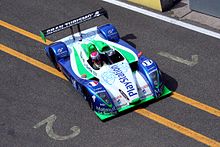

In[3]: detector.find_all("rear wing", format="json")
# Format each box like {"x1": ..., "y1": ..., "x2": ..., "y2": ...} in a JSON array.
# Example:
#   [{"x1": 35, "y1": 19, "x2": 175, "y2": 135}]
[{"x1": 40, "y1": 8, "x2": 108, "y2": 42}]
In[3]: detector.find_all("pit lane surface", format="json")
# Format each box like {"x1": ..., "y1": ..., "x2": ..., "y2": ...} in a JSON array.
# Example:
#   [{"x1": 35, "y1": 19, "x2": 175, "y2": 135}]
[{"x1": 1, "y1": 0, "x2": 220, "y2": 146}]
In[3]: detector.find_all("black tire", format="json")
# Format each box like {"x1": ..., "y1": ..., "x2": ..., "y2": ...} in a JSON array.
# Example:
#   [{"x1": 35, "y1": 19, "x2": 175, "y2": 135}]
[
  {"x1": 88, "y1": 97, "x2": 94, "y2": 110},
  {"x1": 86, "y1": 93, "x2": 94, "y2": 110},
  {"x1": 49, "y1": 49, "x2": 61, "y2": 71},
  {"x1": 81, "y1": 87, "x2": 94, "y2": 111}
]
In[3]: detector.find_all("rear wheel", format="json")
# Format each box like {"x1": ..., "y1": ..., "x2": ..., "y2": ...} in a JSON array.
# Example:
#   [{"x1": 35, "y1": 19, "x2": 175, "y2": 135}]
[{"x1": 49, "y1": 49, "x2": 61, "y2": 71}]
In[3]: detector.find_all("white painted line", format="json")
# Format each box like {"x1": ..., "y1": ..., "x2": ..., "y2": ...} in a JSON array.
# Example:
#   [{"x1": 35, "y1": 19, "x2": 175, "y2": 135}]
[
  {"x1": 34, "y1": 114, "x2": 80, "y2": 140},
  {"x1": 158, "y1": 52, "x2": 198, "y2": 66},
  {"x1": 102, "y1": 0, "x2": 220, "y2": 40}
]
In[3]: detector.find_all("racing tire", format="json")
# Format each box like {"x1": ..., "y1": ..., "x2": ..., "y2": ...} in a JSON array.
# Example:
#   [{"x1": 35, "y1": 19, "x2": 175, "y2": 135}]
[
  {"x1": 88, "y1": 97, "x2": 94, "y2": 111},
  {"x1": 49, "y1": 49, "x2": 61, "y2": 71},
  {"x1": 81, "y1": 87, "x2": 94, "y2": 111}
]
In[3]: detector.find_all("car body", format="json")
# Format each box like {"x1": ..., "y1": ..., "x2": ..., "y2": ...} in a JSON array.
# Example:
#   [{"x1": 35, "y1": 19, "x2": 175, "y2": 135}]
[{"x1": 40, "y1": 8, "x2": 171, "y2": 120}]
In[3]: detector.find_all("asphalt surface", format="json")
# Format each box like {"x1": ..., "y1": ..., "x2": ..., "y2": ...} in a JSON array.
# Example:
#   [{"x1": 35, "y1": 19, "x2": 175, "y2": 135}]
[{"x1": 1, "y1": 0, "x2": 219, "y2": 147}]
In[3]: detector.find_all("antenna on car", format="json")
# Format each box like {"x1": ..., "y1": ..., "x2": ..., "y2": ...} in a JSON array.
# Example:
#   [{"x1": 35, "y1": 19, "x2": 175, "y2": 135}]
[{"x1": 40, "y1": 8, "x2": 108, "y2": 43}]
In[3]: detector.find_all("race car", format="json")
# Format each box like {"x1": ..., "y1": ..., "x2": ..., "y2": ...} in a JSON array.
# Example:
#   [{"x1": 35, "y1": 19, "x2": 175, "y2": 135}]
[{"x1": 40, "y1": 8, "x2": 171, "y2": 120}]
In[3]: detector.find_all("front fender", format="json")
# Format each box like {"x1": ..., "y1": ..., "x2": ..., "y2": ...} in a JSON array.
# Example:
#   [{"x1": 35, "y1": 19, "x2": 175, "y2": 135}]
[
  {"x1": 84, "y1": 80, "x2": 117, "y2": 114},
  {"x1": 138, "y1": 56, "x2": 164, "y2": 97}
]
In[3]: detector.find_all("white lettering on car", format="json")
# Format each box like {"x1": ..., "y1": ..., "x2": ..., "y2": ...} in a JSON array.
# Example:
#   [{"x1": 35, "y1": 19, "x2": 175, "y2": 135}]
[{"x1": 111, "y1": 65, "x2": 137, "y2": 97}]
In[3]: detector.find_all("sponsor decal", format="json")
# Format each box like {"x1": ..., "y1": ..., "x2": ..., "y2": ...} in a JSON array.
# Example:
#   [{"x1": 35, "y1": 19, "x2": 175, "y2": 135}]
[
  {"x1": 101, "y1": 71, "x2": 115, "y2": 85},
  {"x1": 45, "y1": 10, "x2": 102, "y2": 35},
  {"x1": 95, "y1": 106, "x2": 116, "y2": 113},
  {"x1": 94, "y1": 87, "x2": 103, "y2": 91},
  {"x1": 56, "y1": 47, "x2": 68, "y2": 57},
  {"x1": 96, "y1": 90, "x2": 106, "y2": 93},
  {"x1": 94, "y1": 11, "x2": 101, "y2": 17},
  {"x1": 81, "y1": 31, "x2": 96, "y2": 41},
  {"x1": 92, "y1": 71, "x2": 97, "y2": 76},
  {"x1": 46, "y1": 14, "x2": 94, "y2": 35},
  {"x1": 119, "y1": 89, "x2": 129, "y2": 100},
  {"x1": 107, "y1": 29, "x2": 118, "y2": 36},
  {"x1": 111, "y1": 65, "x2": 137, "y2": 97},
  {"x1": 117, "y1": 99, "x2": 121, "y2": 105},
  {"x1": 92, "y1": 95, "x2": 96, "y2": 102},
  {"x1": 89, "y1": 81, "x2": 98, "y2": 87},
  {"x1": 101, "y1": 63, "x2": 129, "y2": 85},
  {"x1": 80, "y1": 52, "x2": 84, "y2": 61},
  {"x1": 100, "y1": 103, "x2": 105, "y2": 106},
  {"x1": 57, "y1": 48, "x2": 63, "y2": 53},
  {"x1": 112, "y1": 95, "x2": 124, "y2": 106},
  {"x1": 116, "y1": 95, "x2": 122, "y2": 99},
  {"x1": 108, "y1": 29, "x2": 114, "y2": 34},
  {"x1": 139, "y1": 85, "x2": 152, "y2": 99}
]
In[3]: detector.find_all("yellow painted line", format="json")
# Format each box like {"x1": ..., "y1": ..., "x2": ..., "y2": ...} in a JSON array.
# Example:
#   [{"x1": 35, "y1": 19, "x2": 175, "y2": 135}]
[
  {"x1": 128, "y1": 0, "x2": 162, "y2": 11},
  {"x1": 0, "y1": 44, "x2": 66, "y2": 81},
  {"x1": 0, "y1": 20, "x2": 53, "y2": 45},
  {"x1": 1, "y1": 20, "x2": 220, "y2": 117},
  {"x1": 171, "y1": 92, "x2": 220, "y2": 117},
  {"x1": 1, "y1": 44, "x2": 220, "y2": 146},
  {"x1": 135, "y1": 108, "x2": 220, "y2": 147}
]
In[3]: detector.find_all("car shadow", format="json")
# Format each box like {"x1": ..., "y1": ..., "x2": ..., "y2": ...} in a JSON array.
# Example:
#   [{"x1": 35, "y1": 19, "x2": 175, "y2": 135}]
[
  {"x1": 172, "y1": 1, "x2": 187, "y2": 9},
  {"x1": 101, "y1": 72, "x2": 178, "y2": 122},
  {"x1": 121, "y1": 34, "x2": 137, "y2": 48},
  {"x1": 161, "y1": 71, "x2": 178, "y2": 92}
]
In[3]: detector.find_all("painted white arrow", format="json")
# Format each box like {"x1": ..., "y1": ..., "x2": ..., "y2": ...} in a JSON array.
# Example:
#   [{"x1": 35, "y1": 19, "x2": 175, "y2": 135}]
[
  {"x1": 158, "y1": 52, "x2": 198, "y2": 66},
  {"x1": 33, "y1": 114, "x2": 80, "y2": 141}
]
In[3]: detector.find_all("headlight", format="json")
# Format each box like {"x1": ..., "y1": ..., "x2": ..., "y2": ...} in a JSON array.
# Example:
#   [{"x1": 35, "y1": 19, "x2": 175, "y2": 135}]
[
  {"x1": 97, "y1": 92, "x2": 112, "y2": 106},
  {"x1": 150, "y1": 70, "x2": 159, "y2": 87}
]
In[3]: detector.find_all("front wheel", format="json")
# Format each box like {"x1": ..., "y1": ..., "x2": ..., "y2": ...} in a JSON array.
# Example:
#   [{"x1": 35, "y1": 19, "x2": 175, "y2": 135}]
[
  {"x1": 87, "y1": 97, "x2": 94, "y2": 111},
  {"x1": 81, "y1": 87, "x2": 94, "y2": 111}
]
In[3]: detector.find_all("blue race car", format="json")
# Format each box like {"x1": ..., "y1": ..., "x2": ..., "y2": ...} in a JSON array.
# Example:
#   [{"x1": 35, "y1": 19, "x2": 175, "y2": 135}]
[{"x1": 40, "y1": 8, "x2": 171, "y2": 120}]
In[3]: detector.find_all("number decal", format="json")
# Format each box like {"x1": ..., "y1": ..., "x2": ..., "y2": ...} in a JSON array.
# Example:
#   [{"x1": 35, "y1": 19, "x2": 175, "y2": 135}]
[{"x1": 142, "y1": 59, "x2": 153, "y2": 66}]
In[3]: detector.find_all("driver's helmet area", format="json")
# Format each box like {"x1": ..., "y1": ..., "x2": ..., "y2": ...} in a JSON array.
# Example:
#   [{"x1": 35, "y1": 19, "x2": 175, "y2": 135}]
[
  {"x1": 83, "y1": 41, "x2": 124, "y2": 70},
  {"x1": 85, "y1": 43, "x2": 103, "y2": 70},
  {"x1": 90, "y1": 51, "x2": 102, "y2": 68}
]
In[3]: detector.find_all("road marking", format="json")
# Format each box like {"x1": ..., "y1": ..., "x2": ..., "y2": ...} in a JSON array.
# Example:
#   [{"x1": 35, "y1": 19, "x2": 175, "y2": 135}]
[
  {"x1": 158, "y1": 52, "x2": 198, "y2": 66},
  {"x1": 0, "y1": 44, "x2": 66, "y2": 80},
  {"x1": 1, "y1": 21, "x2": 219, "y2": 116},
  {"x1": 1, "y1": 44, "x2": 220, "y2": 146},
  {"x1": 33, "y1": 114, "x2": 80, "y2": 140},
  {"x1": 135, "y1": 108, "x2": 220, "y2": 147},
  {"x1": 0, "y1": 20, "x2": 53, "y2": 45},
  {"x1": 102, "y1": 0, "x2": 220, "y2": 40},
  {"x1": 172, "y1": 92, "x2": 220, "y2": 117}
]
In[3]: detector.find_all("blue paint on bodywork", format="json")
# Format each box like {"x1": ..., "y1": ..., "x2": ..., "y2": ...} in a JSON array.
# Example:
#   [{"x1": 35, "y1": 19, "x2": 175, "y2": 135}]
[
  {"x1": 138, "y1": 56, "x2": 163, "y2": 97},
  {"x1": 117, "y1": 39, "x2": 139, "y2": 55},
  {"x1": 98, "y1": 24, "x2": 120, "y2": 42}
]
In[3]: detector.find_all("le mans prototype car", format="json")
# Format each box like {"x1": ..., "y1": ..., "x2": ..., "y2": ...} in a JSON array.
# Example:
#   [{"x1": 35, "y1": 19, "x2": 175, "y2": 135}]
[{"x1": 40, "y1": 8, "x2": 171, "y2": 120}]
